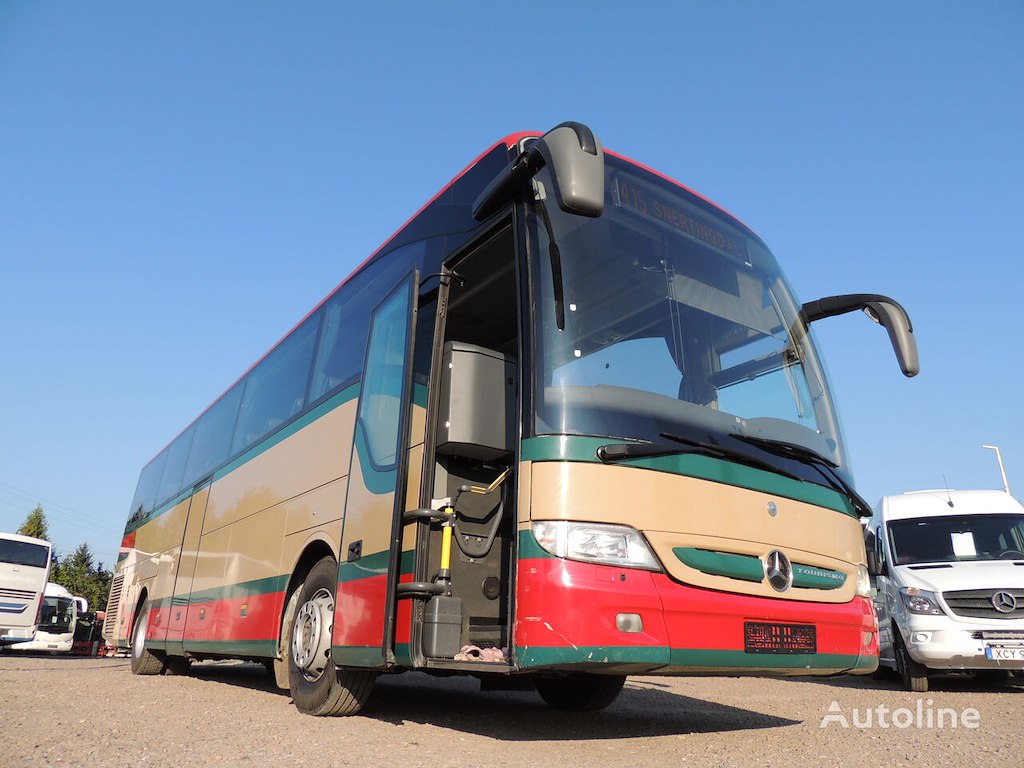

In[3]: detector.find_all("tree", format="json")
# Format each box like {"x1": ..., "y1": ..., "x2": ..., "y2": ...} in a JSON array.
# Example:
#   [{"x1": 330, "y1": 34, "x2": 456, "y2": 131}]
[
  {"x1": 17, "y1": 505, "x2": 49, "y2": 541},
  {"x1": 52, "y1": 543, "x2": 111, "y2": 614}
]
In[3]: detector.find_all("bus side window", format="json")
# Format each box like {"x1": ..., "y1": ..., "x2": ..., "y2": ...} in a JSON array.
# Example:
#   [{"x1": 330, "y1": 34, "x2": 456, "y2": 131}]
[{"x1": 231, "y1": 314, "x2": 319, "y2": 454}]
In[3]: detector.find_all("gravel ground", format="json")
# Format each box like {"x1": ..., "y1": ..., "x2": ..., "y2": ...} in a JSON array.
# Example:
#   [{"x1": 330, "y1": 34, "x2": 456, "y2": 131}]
[{"x1": 1, "y1": 653, "x2": 1021, "y2": 767}]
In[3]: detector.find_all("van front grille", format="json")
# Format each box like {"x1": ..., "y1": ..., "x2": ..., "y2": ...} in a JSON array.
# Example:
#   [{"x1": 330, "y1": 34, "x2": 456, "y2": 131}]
[{"x1": 944, "y1": 588, "x2": 1024, "y2": 620}]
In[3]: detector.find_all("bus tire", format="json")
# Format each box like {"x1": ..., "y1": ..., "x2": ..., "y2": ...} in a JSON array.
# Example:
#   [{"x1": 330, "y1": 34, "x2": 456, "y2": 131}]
[
  {"x1": 273, "y1": 584, "x2": 303, "y2": 690},
  {"x1": 894, "y1": 631, "x2": 928, "y2": 692},
  {"x1": 535, "y1": 673, "x2": 626, "y2": 711},
  {"x1": 287, "y1": 556, "x2": 376, "y2": 716},
  {"x1": 130, "y1": 599, "x2": 165, "y2": 676}
]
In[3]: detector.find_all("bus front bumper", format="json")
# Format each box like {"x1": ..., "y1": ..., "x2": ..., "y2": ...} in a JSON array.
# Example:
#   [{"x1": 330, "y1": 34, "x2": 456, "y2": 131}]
[{"x1": 514, "y1": 556, "x2": 877, "y2": 675}]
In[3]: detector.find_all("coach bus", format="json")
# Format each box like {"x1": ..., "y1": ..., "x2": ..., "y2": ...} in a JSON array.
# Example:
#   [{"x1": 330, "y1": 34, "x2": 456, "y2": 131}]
[
  {"x1": 0, "y1": 532, "x2": 52, "y2": 648},
  {"x1": 104, "y1": 122, "x2": 919, "y2": 715},
  {"x1": 8, "y1": 582, "x2": 84, "y2": 654}
]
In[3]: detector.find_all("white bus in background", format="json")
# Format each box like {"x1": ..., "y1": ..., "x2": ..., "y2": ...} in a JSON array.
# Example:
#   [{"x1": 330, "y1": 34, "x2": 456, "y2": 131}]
[
  {"x1": 866, "y1": 489, "x2": 1024, "y2": 691},
  {"x1": 7, "y1": 582, "x2": 85, "y2": 653},
  {"x1": 0, "y1": 532, "x2": 53, "y2": 648}
]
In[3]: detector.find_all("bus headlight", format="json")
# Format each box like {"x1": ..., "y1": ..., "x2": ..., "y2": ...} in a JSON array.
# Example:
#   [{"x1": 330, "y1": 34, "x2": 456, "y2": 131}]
[
  {"x1": 855, "y1": 564, "x2": 872, "y2": 597},
  {"x1": 531, "y1": 521, "x2": 662, "y2": 571}
]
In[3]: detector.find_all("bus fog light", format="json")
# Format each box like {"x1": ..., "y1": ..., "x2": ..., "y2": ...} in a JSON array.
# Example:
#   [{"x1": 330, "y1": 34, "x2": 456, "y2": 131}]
[
  {"x1": 912, "y1": 632, "x2": 930, "y2": 644},
  {"x1": 616, "y1": 613, "x2": 643, "y2": 633},
  {"x1": 863, "y1": 631, "x2": 874, "y2": 648}
]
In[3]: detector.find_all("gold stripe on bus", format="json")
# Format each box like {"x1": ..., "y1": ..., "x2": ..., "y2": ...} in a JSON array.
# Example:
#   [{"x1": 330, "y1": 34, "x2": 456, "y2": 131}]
[{"x1": 528, "y1": 461, "x2": 864, "y2": 602}]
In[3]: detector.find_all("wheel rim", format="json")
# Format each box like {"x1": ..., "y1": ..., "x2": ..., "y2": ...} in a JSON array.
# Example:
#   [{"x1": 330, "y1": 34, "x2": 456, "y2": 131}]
[
  {"x1": 133, "y1": 608, "x2": 149, "y2": 659},
  {"x1": 291, "y1": 588, "x2": 334, "y2": 681}
]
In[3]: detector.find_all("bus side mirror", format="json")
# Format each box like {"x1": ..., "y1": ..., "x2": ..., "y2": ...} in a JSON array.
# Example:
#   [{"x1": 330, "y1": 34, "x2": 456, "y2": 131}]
[
  {"x1": 800, "y1": 293, "x2": 920, "y2": 377},
  {"x1": 473, "y1": 121, "x2": 605, "y2": 221}
]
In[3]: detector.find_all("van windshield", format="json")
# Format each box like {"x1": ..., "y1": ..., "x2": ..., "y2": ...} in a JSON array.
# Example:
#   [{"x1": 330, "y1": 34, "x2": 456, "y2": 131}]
[{"x1": 889, "y1": 514, "x2": 1024, "y2": 564}]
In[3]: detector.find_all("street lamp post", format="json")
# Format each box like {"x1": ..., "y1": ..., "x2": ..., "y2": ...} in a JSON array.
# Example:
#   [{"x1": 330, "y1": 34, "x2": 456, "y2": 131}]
[{"x1": 982, "y1": 444, "x2": 1010, "y2": 495}]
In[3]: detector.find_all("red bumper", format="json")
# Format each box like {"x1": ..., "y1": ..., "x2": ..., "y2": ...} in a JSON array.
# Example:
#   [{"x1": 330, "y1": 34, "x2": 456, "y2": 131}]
[{"x1": 514, "y1": 555, "x2": 877, "y2": 674}]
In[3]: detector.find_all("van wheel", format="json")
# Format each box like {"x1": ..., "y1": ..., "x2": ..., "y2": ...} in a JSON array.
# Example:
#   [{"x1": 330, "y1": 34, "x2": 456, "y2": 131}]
[
  {"x1": 535, "y1": 673, "x2": 626, "y2": 711},
  {"x1": 288, "y1": 556, "x2": 376, "y2": 716},
  {"x1": 894, "y1": 632, "x2": 928, "y2": 692},
  {"x1": 130, "y1": 600, "x2": 165, "y2": 676}
]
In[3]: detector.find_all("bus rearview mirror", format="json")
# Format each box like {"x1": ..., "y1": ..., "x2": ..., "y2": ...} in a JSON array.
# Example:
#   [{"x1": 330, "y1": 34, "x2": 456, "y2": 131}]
[
  {"x1": 800, "y1": 293, "x2": 920, "y2": 377},
  {"x1": 473, "y1": 121, "x2": 605, "y2": 221}
]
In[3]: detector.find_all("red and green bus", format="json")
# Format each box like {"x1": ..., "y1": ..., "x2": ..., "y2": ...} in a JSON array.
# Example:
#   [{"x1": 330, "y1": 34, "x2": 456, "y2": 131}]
[{"x1": 104, "y1": 122, "x2": 918, "y2": 715}]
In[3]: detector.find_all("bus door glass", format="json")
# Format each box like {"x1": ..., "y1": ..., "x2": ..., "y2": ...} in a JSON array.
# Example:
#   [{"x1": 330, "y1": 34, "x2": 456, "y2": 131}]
[{"x1": 334, "y1": 271, "x2": 418, "y2": 667}]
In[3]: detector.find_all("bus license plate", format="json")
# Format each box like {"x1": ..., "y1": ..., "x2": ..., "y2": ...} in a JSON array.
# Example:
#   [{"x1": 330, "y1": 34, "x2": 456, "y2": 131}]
[
  {"x1": 744, "y1": 622, "x2": 816, "y2": 654},
  {"x1": 985, "y1": 646, "x2": 1024, "y2": 661}
]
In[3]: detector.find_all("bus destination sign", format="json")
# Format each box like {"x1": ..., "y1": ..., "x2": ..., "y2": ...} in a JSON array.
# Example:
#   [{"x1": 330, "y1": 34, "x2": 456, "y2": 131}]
[{"x1": 612, "y1": 174, "x2": 747, "y2": 262}]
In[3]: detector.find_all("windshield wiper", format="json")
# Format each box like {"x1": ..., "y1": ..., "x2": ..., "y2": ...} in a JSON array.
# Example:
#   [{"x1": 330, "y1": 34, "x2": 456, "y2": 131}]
[
  {"x1": 596, "y1": 433, "x2": 803, "y2": 484},
  {"x1": 659, "y1": 432, "x2": 805, "y2": 482},
  {"x1": 597, "y1": 441, "x2": 696, "y2": 462},
  {"x1": 730, "y1": 433, "x2": 873, "y2": 517}
]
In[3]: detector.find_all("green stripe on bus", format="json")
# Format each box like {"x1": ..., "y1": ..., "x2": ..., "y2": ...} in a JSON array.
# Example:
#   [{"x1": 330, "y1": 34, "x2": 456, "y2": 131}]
[
  {"x1": 517, "y1": 645, "x2": 670, "y2": 668},
  {"x1": 792, "y1": 563, "x2": 847, "y2": 590},
  {"x1": 186, "y1": 574, "x2": 289, "y2": 606},
  {"x1": 674, "y1": 547, "x2": 764, "y2": 582},
  {"x1": 339, "y1": 549, "x2": 416, "y2": 583},
  {"x1": 332, "y1": 645, "x2": 386, "y2": 667},
  {"x1": 180, "y1": 639, "x2": 277, "y2": 656},
  {"x1": 517, "y1": 529, "x2": 552, "y2": 560},
  {"x1": 517, "y1": 645, "x2": 864, "y2": 671},
  {"x1": 667, "y1": 648, "x2": 864, "y2": 670},
  {"x1": 521, "y1": 436, "x2": 857, "y2": 517}
]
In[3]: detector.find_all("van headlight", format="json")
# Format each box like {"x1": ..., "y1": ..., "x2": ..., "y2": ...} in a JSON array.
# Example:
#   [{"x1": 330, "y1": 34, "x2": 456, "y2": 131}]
[
  {"x1": 900, "y1": 587, "x2": 944, "y2": 615},
  {"x1": 532, "y1": 521, "x2": 662, "y2": 571}
]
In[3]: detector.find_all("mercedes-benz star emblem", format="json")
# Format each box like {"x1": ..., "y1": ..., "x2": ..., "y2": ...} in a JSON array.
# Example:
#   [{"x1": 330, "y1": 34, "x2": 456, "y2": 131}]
[
  {"x1": 764, "y1": 550, "x2": 793, "y2": 592},
  {"x1": 991, "y1": 591, "x2": 1017, "y2": 614}
]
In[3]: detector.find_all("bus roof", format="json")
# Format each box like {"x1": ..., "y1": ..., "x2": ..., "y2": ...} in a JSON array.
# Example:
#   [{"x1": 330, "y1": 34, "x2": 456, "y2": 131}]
[
  {"x1": 877, "y1": 489, "x2": 1024, "y2": 521},
  {"x1": 0, "y1": 531, "x2": 52, "y2": 549},
  {"x1": 43, "y1": 582, "x2": 74, "y2": 598}
]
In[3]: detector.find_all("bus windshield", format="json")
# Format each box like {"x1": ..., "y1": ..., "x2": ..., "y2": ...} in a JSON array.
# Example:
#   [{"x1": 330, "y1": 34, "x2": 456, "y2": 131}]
[
  {"x1": 39, "y1": 596, "x2": 75, "y2": 634},
  {"x1": 0, "y1": 538, "x2": 51, "y2": 568},
  {"x1": 530, "y1": 155, "x2": 847, "y2": 471},
  {"x1": 888, "y1": 514, "x2": 1024, "y2": 564}
]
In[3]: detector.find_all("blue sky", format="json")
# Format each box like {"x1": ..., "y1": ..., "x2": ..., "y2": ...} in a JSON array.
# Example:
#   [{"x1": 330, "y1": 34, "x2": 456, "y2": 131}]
[{"x1": 1, "y1": 3, "x2": 1021, "y2": 569}]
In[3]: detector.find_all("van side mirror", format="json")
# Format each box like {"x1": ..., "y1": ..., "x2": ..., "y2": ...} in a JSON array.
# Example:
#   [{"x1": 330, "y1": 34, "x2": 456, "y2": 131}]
[
  {"x1": 800, "y1": 293, "x2": 919, "y2": 377},
  {"x1": 473, "y1": 121, "x2": 605, "y2": 221},
  {"x1": 866, "y1": 550, "x2": 883, "y2": 577}
]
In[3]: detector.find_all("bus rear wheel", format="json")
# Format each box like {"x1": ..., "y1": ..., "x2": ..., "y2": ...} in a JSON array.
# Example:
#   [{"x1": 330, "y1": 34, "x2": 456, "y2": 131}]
[
  {"x1": 287, "y1": 556, "x2": 375, "y2": 716},
  {"x1": 535, "y1": 673, "x2": 626, "y2": 711},
  {"x1": 130, "y1": 599, "x2": 165, "y2": 676}
]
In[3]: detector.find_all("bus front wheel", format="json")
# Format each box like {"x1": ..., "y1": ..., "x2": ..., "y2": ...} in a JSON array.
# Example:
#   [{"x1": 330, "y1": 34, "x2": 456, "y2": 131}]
[
  {"x1": 535, "y1": 673, "x2": 626, "y2": 711},
  {"x1": 130, "y1": 599, "x2": 165, "y2": 676},
  {"x1": 287, "y1": 556, "x2": 375, "y2": 716}
]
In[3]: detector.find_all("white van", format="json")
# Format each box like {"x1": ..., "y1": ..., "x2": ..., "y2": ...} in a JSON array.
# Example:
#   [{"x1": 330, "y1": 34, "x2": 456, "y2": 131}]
[{"x1": 866, "y1": 489, "x2": 1024, "y2": 691}]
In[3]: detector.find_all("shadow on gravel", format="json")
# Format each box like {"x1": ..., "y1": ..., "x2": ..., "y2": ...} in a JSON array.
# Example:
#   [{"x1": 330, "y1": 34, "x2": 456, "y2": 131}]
[
  {"x1": 787, "y1": 670, "x2": 1024, "y2": 694},
  {"x1": 179, "y1": 663, "x2": 800, "y2": 738},
  {"x1": 361, "y1": 673, "x2": 800, "y2": 740}
]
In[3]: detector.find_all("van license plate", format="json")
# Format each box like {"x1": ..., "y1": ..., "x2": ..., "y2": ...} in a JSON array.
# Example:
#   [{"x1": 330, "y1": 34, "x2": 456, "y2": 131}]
[
  {"x1": 985, "y1": 647, "x2": 1024, "y2": 661},
  {"x1": 744, "y1": 622, "x2": 816, "y2": 654}
]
